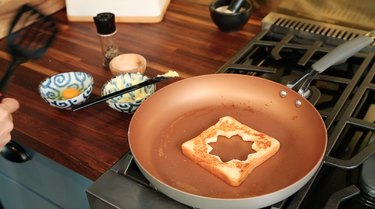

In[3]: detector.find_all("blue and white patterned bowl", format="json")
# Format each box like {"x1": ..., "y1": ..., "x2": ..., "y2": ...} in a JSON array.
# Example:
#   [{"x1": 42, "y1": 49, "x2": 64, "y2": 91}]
[
  {"x1": 102, "y1": 73, "x2": 156, "y2": 114},
  {"x1": 39, "y1": 72, "x2": 93, "y2": 109}
]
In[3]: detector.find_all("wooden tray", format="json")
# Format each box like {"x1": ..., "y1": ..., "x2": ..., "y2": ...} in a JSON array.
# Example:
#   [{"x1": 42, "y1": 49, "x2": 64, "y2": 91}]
[{"x1": 66, "y1": 0, "x2": 170, "y2": 23}]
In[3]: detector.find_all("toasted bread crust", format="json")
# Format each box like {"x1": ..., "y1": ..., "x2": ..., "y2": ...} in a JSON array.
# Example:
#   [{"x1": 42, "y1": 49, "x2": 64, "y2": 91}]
[{"x1": 181, "y1": 116, "x2": 280, "y2": 186}]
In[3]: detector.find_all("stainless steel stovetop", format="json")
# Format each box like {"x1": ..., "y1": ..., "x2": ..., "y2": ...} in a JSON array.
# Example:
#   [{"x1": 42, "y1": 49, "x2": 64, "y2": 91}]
[{"x1": 215, "y1": 12, "x2": 375, "y2": 209}]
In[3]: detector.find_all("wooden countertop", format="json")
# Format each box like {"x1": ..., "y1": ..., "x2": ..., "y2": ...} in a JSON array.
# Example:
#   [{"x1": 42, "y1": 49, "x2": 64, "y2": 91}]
[{"x1": 0, "y1": 0, "x2": 261, "y2": 180}]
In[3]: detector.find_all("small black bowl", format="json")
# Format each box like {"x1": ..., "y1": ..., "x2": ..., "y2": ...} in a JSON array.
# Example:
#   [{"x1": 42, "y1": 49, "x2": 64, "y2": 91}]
[{"x1": 209, "y1": 0, "x2": 252, "y2": 32}]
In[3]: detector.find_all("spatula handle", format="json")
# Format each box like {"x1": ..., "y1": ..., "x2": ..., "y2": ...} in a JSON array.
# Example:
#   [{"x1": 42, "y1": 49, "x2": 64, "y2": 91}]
[{"x1": 0, "y1": 60, "x2": 21, "y2": 94}]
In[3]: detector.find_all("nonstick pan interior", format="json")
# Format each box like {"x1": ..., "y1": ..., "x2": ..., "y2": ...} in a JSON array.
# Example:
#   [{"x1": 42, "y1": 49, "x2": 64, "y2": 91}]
[{"x1": 129, "y1": 74, "x2": 327, "y2": 200}]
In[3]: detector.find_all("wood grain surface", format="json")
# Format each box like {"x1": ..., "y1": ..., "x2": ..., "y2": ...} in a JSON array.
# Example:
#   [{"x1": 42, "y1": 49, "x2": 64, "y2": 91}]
[
  {"x1": 0, "y1": 0, "x2": 261, "y2": 180},
  {"x1": 0, "y1": 0, "x2": 65, "y2": 38}
]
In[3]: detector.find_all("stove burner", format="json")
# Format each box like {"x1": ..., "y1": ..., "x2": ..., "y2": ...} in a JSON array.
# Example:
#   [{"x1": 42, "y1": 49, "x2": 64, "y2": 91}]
[
  {"x1": 359, "y1": 134, "x2": 375, "y2": 207},
  {"x1": 359, "y1": 191, "x2": 375, "y2": 208}
]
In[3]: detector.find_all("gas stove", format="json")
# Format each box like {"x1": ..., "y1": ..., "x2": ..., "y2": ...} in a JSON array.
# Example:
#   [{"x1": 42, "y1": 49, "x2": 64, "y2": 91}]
[
  {"x1": 215, "y1": 12, "x2": 375, "y2": 209},
  {"x1": 87, "y1": 12, "x2": 375, "y2": 209}
]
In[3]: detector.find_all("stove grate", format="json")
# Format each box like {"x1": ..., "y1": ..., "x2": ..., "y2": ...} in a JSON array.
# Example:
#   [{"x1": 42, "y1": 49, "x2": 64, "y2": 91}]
[{"x1": 262, "y1": 12, "x2": 367, "y2": 41}]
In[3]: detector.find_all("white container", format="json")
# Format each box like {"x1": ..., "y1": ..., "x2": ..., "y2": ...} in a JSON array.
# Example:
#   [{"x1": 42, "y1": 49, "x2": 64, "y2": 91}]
[{"x1": 65, "y1": 0, "x2": 170, "y2": 23}]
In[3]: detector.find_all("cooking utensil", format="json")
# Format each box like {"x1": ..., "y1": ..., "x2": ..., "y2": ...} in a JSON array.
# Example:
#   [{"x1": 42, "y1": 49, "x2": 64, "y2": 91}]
[
  {"x1": 72, "y1": 71, "x2": 178, "y2": 111},
  {"x1": 0, "y1": 4, "x2": 58, "y2": 94},
  {"x1": 227, "y1": 0, "x2": 246, "y2": 13},
  {"x1": 127, "y1": 32, "x2": 374, "y2": 209},
  {"x1": 130, "y1": 74, "x2": 326, "y2": 209},
  {"x1": 0, "y1": 4, "x2": 58, "y2": 163}
]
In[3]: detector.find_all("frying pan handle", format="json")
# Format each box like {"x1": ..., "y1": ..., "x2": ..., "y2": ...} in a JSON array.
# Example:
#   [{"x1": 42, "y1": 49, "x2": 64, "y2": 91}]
[
  {"x1": 288, "y1": 31, "x2": 375, "y2": 96},
  {"x1": 312, "y1": 33, "x2": 374, "y2": 73}
]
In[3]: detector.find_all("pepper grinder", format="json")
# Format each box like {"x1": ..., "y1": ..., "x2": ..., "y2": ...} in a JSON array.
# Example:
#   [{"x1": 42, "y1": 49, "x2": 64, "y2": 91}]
[{"x1": 93, "y1": 12, "x2": 120, "y2": 68}]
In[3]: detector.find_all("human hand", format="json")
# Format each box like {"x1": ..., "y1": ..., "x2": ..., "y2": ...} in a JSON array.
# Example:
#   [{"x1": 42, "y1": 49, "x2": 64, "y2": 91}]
[{"x1": 0, "y1": 98, "x2": 20, "y2": 149}]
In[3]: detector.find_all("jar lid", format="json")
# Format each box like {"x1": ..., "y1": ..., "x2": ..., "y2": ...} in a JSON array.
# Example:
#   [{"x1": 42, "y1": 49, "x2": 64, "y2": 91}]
[{"x1": 93, "y1": 12, "x2": 116, "y2": 35}]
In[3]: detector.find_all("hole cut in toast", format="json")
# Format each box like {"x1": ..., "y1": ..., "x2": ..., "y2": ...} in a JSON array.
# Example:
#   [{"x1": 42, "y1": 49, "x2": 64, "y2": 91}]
[{"x1": 181, "y1": 116, "x2": 280, "y2": 186}]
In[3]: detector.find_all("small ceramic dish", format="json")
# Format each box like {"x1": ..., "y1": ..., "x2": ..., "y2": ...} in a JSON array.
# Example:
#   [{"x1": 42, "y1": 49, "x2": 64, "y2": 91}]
[
  {"x1": 109, "y1": 53, "x2": 147, "y2": 75},
  {"x1": 39, "y1": 71, "x2": 93, "y2": 109},
  {"x1": 102, "y1": 73, "x2": 156, "y2": 114}
]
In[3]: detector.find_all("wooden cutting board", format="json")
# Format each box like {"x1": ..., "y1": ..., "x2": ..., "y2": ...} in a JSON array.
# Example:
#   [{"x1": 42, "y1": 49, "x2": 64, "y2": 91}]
[
  {"x1": 0, "y1": 0, "x2": 65, "y2": 39},
  {"x1": 65, "y1": 0, "x2": 170, "y2": 23}
]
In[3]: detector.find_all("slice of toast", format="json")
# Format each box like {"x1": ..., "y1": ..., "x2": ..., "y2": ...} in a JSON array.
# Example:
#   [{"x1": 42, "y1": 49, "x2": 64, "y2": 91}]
[{"x1": 181, "y1": 116, "x2": 280, "y2": 186}]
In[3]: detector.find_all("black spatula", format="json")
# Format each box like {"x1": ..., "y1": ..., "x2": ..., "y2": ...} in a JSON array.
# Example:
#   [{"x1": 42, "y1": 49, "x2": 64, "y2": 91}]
[
  {"x1": 0, "y1": 4, "x2": 58, "y2": 163},
  {"x1": 0, "y1": 4, "x2": 58, "y2": 95}
]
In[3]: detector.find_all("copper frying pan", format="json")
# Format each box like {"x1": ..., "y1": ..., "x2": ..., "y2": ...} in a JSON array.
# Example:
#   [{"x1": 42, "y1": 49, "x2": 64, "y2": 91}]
[{"x1": 128, "y1": 33, "x2": 374, "y2": 209}]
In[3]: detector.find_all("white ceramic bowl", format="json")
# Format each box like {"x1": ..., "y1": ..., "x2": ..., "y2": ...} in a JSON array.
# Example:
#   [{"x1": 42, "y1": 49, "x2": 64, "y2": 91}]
[
  {"x1": 102, "y1": 73, "x2": 156, "y2": 114},
  {"x1": 39, "y1": 72, "x2": 93, "y2": 109}
]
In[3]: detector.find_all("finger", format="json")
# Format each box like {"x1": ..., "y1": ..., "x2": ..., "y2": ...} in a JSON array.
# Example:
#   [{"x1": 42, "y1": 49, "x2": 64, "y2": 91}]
[
  {"x1": 0, "y1": 98, "x2": 20, "y2": 113},
  {"x1": 0, "y1": 120, "x2": 13, "y2": 135},
  {"x1": 0, "y1": 133, "x2": 11, "y2": 149}
]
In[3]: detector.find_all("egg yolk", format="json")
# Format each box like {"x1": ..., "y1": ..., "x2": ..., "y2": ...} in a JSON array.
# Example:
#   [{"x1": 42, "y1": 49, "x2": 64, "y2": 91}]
[{"x1": 62, "y1": 88, "x2": 81, "y2": 99}]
